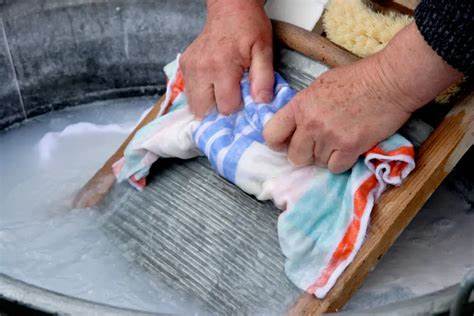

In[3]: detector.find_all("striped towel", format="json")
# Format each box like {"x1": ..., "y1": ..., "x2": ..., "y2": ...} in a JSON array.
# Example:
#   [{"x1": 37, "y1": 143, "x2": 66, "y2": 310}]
[{"x1": 113, "y1": 57, "x2": 415, "y2": 298}]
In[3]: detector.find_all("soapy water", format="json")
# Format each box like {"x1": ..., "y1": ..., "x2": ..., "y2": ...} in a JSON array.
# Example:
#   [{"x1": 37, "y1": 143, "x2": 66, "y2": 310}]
[
  {"x1": 346, "y1": 184, "x2": 473, "y2": 310},
  {"x1": 0, "y1": 96, "x2": 472, "y2": 313},
  {"x1": 0, "y1": 97, "x2": 201, "y2": 313}
]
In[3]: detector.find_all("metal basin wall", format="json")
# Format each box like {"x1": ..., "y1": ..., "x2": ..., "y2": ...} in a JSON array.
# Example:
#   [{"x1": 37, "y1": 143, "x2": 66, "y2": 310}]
[{"x1": 0, "y1": 0, "x2": 205, "y2": 129}]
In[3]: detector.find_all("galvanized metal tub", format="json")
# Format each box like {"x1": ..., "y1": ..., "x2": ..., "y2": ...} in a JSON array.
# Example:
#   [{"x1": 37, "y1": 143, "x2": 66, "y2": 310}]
[{"x1": 0, "y1": 1, "x2": 472, "y2": 315}]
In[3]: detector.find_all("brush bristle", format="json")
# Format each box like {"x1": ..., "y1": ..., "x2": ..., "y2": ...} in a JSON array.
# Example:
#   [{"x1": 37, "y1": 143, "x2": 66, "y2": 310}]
[{"x1": 323, "y1": 0, "x2": 412, "y2": 57}]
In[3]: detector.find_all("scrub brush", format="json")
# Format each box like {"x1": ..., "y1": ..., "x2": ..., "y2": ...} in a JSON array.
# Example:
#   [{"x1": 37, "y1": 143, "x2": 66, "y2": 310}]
[
  {"x1": 323, "y1": 0, "x2": 412, "y2": 58},
  {"x1": 323, "y1": 0, "x2": 462, "y2": 103}
]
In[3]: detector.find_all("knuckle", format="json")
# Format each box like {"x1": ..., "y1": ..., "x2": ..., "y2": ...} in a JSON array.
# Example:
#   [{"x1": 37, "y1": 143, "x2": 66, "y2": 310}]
[
  {"x1": 255, "y1": 39, "x2": 272, "y2": 54},
  {"x1": 208, "y1": 57, "x2": 226, "y2": 73},
  {"x1": 195, "y1": 59, "x2": 210, "y2": 72},
  {"x1": 340, "y1": 141, "x2": 357, "y2": 153},
  {"x1": 241, "y1": 35, "x2": 254, "y2": 46},
  {"x1": 213, "y1": 52, "x2": 229, "y2": 66},
  {"x1": 181, "y1": 58, "x2": 200, "y2": 74},
  {"x1": 323, "y1": 128, "x2": 337, "y2": 142},
  {"x1": 300, "y1": 113, "x2": 322, "y2": 131},
  {"x1": 337, "y1": 133, "x2": 360, "y2": 152}
]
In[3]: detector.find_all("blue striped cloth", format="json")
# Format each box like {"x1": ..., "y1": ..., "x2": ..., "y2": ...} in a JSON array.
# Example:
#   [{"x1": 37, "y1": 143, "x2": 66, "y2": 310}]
[
  {"x1": 193, "y1": 73, "x2": 296, "y2": 183},
  {"x1": 115, "y1": 57, "x2": 416, "y2": 298}
]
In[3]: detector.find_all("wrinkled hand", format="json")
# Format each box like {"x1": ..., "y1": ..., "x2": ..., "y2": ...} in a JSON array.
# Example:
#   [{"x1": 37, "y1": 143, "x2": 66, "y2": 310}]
[
  {"x1": 263, "y1": 58, "x2": 413, "y2": 174},
  {"x1": 180, "y1": 0, "x2": 274, "y2": 118},
  {"x1": 263, "y1": 22, "x2": 463, "y2": 174}
]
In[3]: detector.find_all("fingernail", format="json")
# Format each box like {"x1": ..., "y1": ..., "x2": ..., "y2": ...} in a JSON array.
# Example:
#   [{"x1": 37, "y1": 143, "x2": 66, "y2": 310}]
[{"x1": 255, "y1": 91, "x2": 273, "y2": 103}]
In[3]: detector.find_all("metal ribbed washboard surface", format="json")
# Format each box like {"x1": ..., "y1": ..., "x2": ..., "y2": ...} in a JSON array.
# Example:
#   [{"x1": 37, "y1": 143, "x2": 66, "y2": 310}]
[{"x1": 99, "y1": 49, "x2": 430, "y2": 315}]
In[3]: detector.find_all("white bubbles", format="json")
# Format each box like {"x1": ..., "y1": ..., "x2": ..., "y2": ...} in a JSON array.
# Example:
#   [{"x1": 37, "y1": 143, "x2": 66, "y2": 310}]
[{"x1": 0, "y1": 97, "x2": 195, "y2": 313}]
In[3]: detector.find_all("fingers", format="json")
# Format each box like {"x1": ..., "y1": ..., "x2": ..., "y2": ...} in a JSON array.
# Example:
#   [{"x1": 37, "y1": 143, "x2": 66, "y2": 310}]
[
  {"x1": 185, "y1": 80, "x2": 216, "y2": 119},
  {"x1": 182, "y1": 38, "x2": 273, "y2": 117},
  {"x1": 250, "y1": 42, "x2": 274, "y2": 103},
  {"x1": 180, "y1": 54, "x2": 215, "y2": 118},
  {"x1": 328, "y1": 151, "x2": 359, "y2": 174},
  {"x1": 287, "y1": 128, "x2": 315, "y2": 166},
  {"x1": 313, "y1": 141, "x2": 333, "y2": 168},
  {"x1": 214, "y1": 68, "x2": 243, "y2": 115},
  {"x1": 182, "y1": 54, "x2": 244, "y2": 117},
  {"x1": 185, "y1": 68, "x2": 243, "y2": 118},
  {"x1": 263, "y1": 103, "x2": 296, "y2": 151}
]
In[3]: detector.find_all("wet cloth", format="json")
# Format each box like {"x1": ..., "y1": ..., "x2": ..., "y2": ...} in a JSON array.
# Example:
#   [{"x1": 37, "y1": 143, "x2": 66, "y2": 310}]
[{"x1": 113, "y1": 57, "x2": 415, "y2": 298}]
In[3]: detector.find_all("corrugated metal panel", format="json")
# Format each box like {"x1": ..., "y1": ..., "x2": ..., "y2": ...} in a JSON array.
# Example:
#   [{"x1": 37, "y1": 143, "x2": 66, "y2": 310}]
[{"x1": 103, "y1": 158, "x2": 301, "y2": 314}]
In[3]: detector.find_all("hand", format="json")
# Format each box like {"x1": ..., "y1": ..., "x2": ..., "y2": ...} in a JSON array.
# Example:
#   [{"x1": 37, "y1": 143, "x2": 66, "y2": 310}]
[
  {"x1": 180, "y1": 0, "x2": 274, "y2": 118},
  {"x1": 263, "y1": 23, "x2": 462, "y2": 173},
  {"x1": 263, "y1": 60, "x2": 412, "y2": 173}
]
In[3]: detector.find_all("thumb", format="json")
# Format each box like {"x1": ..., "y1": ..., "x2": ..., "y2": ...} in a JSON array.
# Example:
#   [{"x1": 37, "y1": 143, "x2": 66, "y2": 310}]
[
  {"x1": 250, "y1": 42, "x2": 274, "y2": 103},
  {"x1": 263, "y1": 102, "x2": 296, "y2": 151}
]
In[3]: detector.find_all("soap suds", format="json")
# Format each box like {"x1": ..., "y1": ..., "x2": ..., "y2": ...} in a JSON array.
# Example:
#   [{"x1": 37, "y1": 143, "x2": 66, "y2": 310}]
[
  {"x1": 38, "y1": 122, "x2": 131, "y2": 162},
  {"x1": 0, "y1": 97, "x2": 199, "y2": 313}
]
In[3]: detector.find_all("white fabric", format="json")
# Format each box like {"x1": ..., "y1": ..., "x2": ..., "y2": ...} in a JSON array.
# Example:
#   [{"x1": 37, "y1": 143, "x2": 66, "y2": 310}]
[{"x1": 265, "y1": 0, "x2": 329, "y2": 31}]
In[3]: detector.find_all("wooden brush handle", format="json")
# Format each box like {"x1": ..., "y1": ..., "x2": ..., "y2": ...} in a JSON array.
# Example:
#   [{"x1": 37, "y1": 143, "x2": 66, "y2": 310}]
[
  {"x1": 273, "y1": 21, "x2": 359, "y2": 67},
  {"x1": 73, "y1": 21, "x2": 354, "y2": 209}
]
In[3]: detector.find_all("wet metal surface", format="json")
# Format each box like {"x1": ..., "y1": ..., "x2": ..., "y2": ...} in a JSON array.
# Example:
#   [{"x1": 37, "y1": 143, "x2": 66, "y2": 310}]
[{"x1": 103, "y1": 158, "x2": 301, "y2": 314}]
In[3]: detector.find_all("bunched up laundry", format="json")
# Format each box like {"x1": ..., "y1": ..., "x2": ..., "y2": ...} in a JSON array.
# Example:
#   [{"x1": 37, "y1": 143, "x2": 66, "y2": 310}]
[{"x1": 113, "y1": 57, "x2": 415, "y2": 298}]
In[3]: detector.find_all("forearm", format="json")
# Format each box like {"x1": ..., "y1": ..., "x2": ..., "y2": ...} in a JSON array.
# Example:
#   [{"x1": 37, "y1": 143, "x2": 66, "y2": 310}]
[{"x1": 370, "y1": 22, "x2": 463, "y2": 113}]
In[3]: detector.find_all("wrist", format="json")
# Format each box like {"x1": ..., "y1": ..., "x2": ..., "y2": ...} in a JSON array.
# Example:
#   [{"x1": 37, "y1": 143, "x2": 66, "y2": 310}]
[
  {"x1": 368, "y1": 23, "x2": 463, "y2": 113},
  {"x1": 368, "y1": 48, "x2": 422, "y2": 114},
  {"x1": 207, "y1": 0, "x2": 265, "y2": 16}
]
